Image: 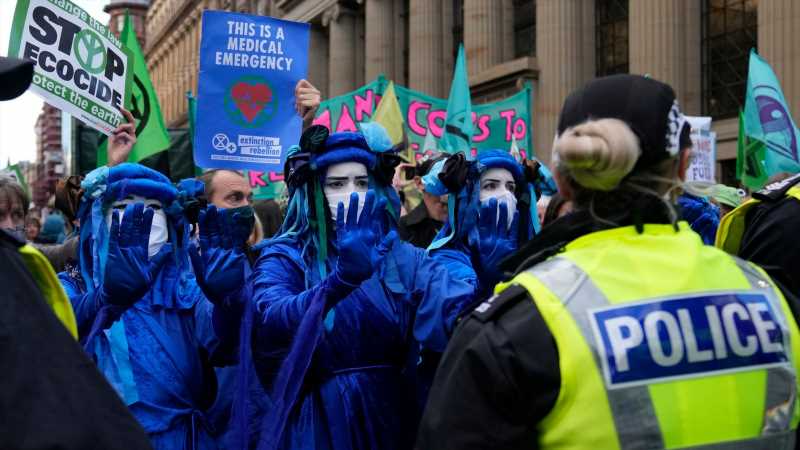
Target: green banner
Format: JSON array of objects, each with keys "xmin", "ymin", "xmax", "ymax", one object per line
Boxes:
[
  {"xmin": 248, "ymin": 76, "xmax": 534, "ymax": 200},
  {"xmin": 312, "ymin": 76, "xmax": 534, "ymax": 160}
]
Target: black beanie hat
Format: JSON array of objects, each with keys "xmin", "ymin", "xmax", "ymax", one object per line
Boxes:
[{"xmin": 557, "ymin": 74, "xmax": 692, "ymax": 171}]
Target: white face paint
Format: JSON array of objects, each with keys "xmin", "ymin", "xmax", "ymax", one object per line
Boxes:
[
  {"xmin": 479, "ymin": 167, "xmax": 517, "ymax": 226},
  {"xmin": 106, "ymin": 194, "xmax": 168, "ymax": 257},
  {"xmin": 323, "ymin": 162, "xmax": 369, "ymax": 221}
]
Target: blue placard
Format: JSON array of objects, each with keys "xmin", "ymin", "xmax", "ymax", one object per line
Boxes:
[
  {"xmin": 194, "ymin": 11, "xmax": 309, "ymax": 171},
  {"xmin": 590, "ymin": 292, "xmax": 789, "ymax": 389}
]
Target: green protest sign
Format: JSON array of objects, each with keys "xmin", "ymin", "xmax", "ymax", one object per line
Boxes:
[
  {"xmin": 8, "ymin": 0, "xmax": 133, "ymax": 135},
  {"xmin": 312, "ymin": 76, "xmax": 535, "ymax": 161}
]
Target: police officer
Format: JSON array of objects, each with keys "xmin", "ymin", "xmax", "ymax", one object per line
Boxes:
[
  {"xmin": 417, "ymin": 74, "xmax": 800, "ymax": 450},
  {"xmin": 716, "ymin": 173, "xmax": 800, "ymax": 315}
]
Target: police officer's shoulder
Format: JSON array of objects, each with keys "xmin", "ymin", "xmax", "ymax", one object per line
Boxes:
[
  {"xmin": 753, "ymin": 172, "xmax": 800, "ymax": 202},
  {"xmin": 470, "ymin": 284, "xmax": 532, "ymax": 324}
]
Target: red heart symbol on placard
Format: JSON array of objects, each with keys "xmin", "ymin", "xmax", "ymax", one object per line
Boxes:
[{"xmin": 231, "ymin": 82, "xmax": 272, "ymax": 122}]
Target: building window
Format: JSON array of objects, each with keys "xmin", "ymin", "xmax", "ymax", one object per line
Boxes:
[
  {"xmin": 453, "ymin": 0, "xmax": 463, "ymax": 59},
  {"xmin": 514, "ymin": 0, "xmax": 535, "ymax": 58},
  {"xmin": 595, "ymin": 0, "xmax": 629, "ymax": 77},
  {"xmin": 702, "ymin": 0, "xmax": 757, "ymax": 119}
]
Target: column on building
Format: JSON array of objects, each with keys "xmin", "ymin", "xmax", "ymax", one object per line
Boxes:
[
  {"xmin": 409, "ymin": 0, "xmax": 453, "ymax": 97},
  {"xmin": 392, "ymin": 0, "xmax": 407, "ymax": 85},
  {"xmin": 365, "ymin": 0, "xmax": 396, "ymax": 81},
  {"xmin": 759, "ymin": 0, "xmax": 800, "ymax": 118},
  {"xmin": 308, "ymin": 23, "xmax": 330, "ymax": 99},
  {"xmin": 323, "ymin": 4, "xmax": 359, "ymax": 96},
  {"xmin": 629, "ymin": 0, "xmax": 701, "ymax": 114},
  {"xmin": 463, "ymin": 0, "xmax": 513, "ymax": 75},
  {"xmin": 179, "ymin": 28, "xmax": 187, "ymax": 113},
  {"xmin": 169, "ymin": 38, "xmax": 176, "ymax": 123},
  {"xmin": 535, "ymin": 0, "xmax": 595, "ymax": 166}
]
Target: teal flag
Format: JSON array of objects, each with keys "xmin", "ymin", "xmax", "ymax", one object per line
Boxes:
[
  {"xmin": 742, "ymin": 49, "xmax": 800, "ymax": 185},
  {"xmin": 441, "ymin": 45, "xmax": 473, "ymax": 155}
]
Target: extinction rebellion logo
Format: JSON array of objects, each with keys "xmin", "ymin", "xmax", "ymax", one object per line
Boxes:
[
  {"xmin": 224, "ymin": 75, "xmax": 277, "ymax": 128},
  {"xmin": 73, "ymin": 29, "xmax": 106, "ymax": 74}
]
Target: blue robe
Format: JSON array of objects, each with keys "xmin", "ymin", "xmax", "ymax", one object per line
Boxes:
[
  {"xmin": 250, "ymin": 239, "xmax": 476, "ymax": 450},
  {"xmin": 59, "ymin": 258, "xmax": 240, "ymax": 450}
]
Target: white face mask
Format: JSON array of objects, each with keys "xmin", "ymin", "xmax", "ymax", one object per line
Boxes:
[
  {"xmin": 106, "ymin": 195, "xmax": 168, "ymax": 258},
  {"xmin": 479, "ymin": 168, "xmax": 518, "ymax": 227},
  {"xmin": 323, "ymin": 162, "xmax": 369, "ymax": 221}
]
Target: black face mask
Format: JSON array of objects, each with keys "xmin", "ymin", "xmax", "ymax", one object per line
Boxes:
[{"xmin": 3, "ymin": 226, "xmax": 25, "ymax": 241}]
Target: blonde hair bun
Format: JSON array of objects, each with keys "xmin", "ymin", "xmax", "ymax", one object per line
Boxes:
[{"xmin": 553, "ymin": 118, "xmax": 641, "ymax": 191}]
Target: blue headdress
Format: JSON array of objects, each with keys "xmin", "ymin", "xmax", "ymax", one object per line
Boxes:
[
  {"xmin": 423, "ymin": 149, "xmax": 557, "ymax": 250},
  {"xmin": 271, "ymin": 123, "xmax": 402, "ymax": 283},
  {"xmin": 77, "ymin": 163, "xmax": 184, "ymax": 298}
]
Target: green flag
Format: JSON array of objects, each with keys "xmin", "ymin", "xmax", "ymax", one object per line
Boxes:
[
  {"xmin": 98, "ymin": 12, "xmax": 170, "ymax": 166},
  {"xmin": 0, "ymin": 163, "xmax": 28, "ymax": 197},
  {"xmin": 441, "ymin": 44, "xmax": 473, "ymax": 156},
  {"xmin": 736, "ymin": 109, "xmax": 769, "ymax": 189},
  {"xmin": 187, "ymin": 92, "xmax": 203, "ymax": 176},
  {"xmin": 187, "ymin": 91, "xmax": 197, "ymax": 142}
]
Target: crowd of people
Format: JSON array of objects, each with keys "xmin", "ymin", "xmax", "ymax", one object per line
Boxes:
[{"xmin": 2, "ymin": 52, "xmax": 800, "ymax": 450}]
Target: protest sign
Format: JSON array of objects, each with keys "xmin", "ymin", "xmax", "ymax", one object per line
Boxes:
[
  {"xmin": 195, "ymin": 11, "xmax": 309, "ymax": 171},
  {"xmin": 312, "ymin": 77, "xmax": 534, "ymax": 162},
  {"xmin": 8, "ymin": 0, "xmax": 132, "ymax": 135},
  {"xmin": 685, "ymin": 116, "xmax": 716, "ymax": 183}
]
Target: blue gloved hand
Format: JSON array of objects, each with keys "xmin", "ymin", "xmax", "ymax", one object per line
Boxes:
[
  {"xmin": 334, "ymin": 190, "xmax": 396, "ymax": 285},
  {"xmin": 189, "ymin": 205, "xmax": 252, "ymax": 306},
  {"xmin": 470, "ymin": 198, "xmax": 519, "ymax": 284},
  {"xmin": 102, "ymin": 203, "xmax": 170, "ymax": 307}
]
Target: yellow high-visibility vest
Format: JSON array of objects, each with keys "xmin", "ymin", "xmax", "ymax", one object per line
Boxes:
[
  {"xmin": 497, "ymin": 222, "xmax": 800, "ymax": 449},
  {"xmin": 716, "ymin": 185, "xmax": 800, "ymax": 255},
  {"xmin": 18, "ymin": 244, "xmax": 78, "ymax": 338}
]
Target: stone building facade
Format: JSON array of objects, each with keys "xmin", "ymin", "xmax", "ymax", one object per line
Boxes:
[
  {"xmin": 144, "ymin": 0, "xmax": 800, "ymax": 183},
  {"xmin": 31, "ymin": 104, "xmax": 63, "ymax": 207}
]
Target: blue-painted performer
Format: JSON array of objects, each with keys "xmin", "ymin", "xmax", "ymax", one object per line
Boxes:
[
  {"xmin": 58, "ymin": 163, "xmax": 252, "ymax": 449},
  {"xmin": 420, "ymin": 148, "xmax": 557, "ymax": 300},
  {"xmin": 238, "ymin": 123, "xmax": 482, "ymax": 450}
]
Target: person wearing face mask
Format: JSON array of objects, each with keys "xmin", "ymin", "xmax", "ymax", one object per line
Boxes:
[
  {"xmin": 397, "ymin": 154, "xmax": 449, "ymax": 248},
  {"xmin": 421, "ymin": 149, "xmax": 557, "ymax": 301},
  {"xmin": 57, "ymin": 162, "xmax": 251, "ymax": 449},
  {"xmin": 218, "ymin": 123, "xmax": 479, "ymax": 450},
  {"xmin": 417, "ymin": 74, "xmax": 800, "ymax": 450}
]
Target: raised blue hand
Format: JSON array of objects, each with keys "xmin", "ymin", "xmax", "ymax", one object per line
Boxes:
[
  {"xmin": 102, "ymin": 203, "xmax": 170, "ymax": 307},
  {"xmin": 334, "ymin": 190, "xmax": 396, "ymax": 286},
  {"xmin": 189, "ymin": 205, "xmax": 253, "ymax": 306},
  {"xmin": 470, "ymin": 198, "xmax": 519, "ymax": 285}
]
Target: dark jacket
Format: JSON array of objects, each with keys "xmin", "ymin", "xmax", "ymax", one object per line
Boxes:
[
  {"xmin": 738, "ymin": 179, "xmax": 800, "ymax": 319},
  {"xmin": 398, "ymin": 202, "xmax": 443, "ymax": 249},
  {"xmin": 0, "ymin": 230, "xmax": 152, "ymax": 450}
]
